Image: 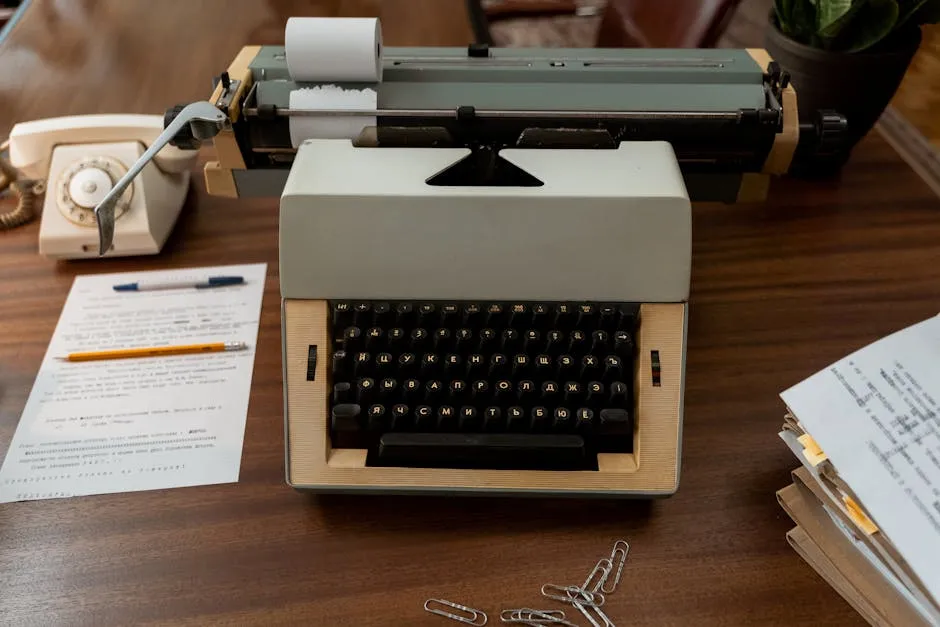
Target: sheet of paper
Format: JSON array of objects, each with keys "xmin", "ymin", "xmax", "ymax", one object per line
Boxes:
[
  {"xmin": 0, "ymin": 263, "xmax": 267, "ymax": 503},
  {"xmin": 780, "ymin": 315, "xmax": 940, "ymax": 606}
]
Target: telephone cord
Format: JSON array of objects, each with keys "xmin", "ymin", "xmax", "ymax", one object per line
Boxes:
[{"xmin": 0, "ymin": 139, "xmax": 44, "ymax": 230}]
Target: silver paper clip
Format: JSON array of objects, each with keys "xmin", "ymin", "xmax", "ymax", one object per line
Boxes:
[
  {"xmin": 499, "ymin": 608, "xmax": 566, "ymax": 621},
  {"xmin": 540, "ymin": 583, "xmax": 605, "ymax": 607},
  {"xmin": 601, "ymin": 540, "xmax": 630, "ymax": 594},
  {"xmin": 572, "ymin": 600, "xmax": 616, "ymax": 627},
  {"xmin": 425, "ymin": 598, "xmax": 488, "ymax": 625},
  {"xmin": 582, "ymin": 558, "xmax": 613, "ymax": 594},
  {"xmin": 499, "ymin": 608, "xmax": 577, "ymax": 626}
]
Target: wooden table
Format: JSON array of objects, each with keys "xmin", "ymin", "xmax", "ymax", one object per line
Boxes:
[{"xmin": 1, "ymin": 2, "xmax": 938, "ymax": 625}]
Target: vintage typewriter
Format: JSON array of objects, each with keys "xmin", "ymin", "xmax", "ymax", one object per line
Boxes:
[{"xmin": 94, "ymin": 18, "xmax": 845, "ymax": 497}]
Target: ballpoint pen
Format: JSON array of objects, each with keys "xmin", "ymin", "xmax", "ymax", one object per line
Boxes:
[
  {"xmin": 112, "ymin": 276, "xmax": 244, "ymax": 292},
  {"xmin": 59, "ymin": 342, "xmax": 248, "ymax": 362}
]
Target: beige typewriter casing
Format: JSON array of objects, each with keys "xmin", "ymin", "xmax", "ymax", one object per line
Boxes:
[{"xmin": 280, "ymin": 140, "xmax": 689, "ymax": 497}]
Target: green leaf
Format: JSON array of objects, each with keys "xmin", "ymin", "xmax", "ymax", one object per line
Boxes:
[
  {"xmin": 817, "ymin": 0, "xmax": 855, "ymax": 37},
  {"xmin": 839, "ymin": 0, "xmax": 900, "ymax": 51}
]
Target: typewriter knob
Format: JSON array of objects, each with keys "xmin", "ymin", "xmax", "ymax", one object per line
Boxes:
[
  {"xmin": 793, "ymin": 109, "xmax": 849, "ymax": 176},
  {"xmin": 164, "ymin": 104, "xmax": 209, "ymax": 150},
  {"xmin": 165, "ymin": 105, "xmax": 197, "ymax": 149},
  {"xmin": 816, "ymin": 110, "xmax": 849, "ymax": 155}
]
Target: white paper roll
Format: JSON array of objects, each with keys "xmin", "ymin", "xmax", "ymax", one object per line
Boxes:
[
  {"xmin": 289, "ymin": 86, "xmax": 378, "ymax": 146},
  {"xmin": 285, "ymin": 17, "xmax": 383, "ymax": 83}
]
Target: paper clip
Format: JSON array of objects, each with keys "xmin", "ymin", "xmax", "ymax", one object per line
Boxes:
[
  {"xmin": 540, "ymin": 583, "xmax": 605, "ymax": 607},
  {"xmin": 424, "ymin": 598, "xmax": 488, "ymax": 625},
  {"xmin": 602, "ymin": 540, "xmax": 630, "ymax": 594},
  {"xmin": 572, "ymin": 600, "xmax": 616, "ymax": 627},
  {"xmin": 499, "ymin": 608, "xmax": 577, "ymax": 625},
  {"xmin": 582, "ymin": 557, "xmax": 612, "ymax": 593}
]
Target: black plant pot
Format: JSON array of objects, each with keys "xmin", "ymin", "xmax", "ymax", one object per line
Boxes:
[{"xmin": 765, "ymin": 16, "xmax": 921, "ymax": 175}]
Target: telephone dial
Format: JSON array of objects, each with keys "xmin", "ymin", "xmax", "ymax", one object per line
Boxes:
[{"xmin": 7, "ymin": 114, "xmax": 201, "ymax": 259}]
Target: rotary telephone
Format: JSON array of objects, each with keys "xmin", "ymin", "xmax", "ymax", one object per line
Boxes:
[{"xmin": 5, "ymin": 114, "xmax": 199, "ymax": 259}]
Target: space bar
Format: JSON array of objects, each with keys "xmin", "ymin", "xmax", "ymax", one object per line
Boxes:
[{"xmin": 373, "ymin": 433, "xmax": 590, "ymax": 470}]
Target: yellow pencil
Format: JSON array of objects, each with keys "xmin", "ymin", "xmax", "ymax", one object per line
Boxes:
[{"xmin": 59, "ymin": 341, "xmax": 248, "ymax": 362}]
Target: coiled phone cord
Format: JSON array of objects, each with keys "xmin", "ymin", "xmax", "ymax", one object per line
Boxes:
[{"xmin": 0, "ymin": 139, "xmax": 44, "ymax": 230}]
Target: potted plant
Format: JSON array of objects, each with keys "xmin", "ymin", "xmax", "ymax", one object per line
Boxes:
[{"xmin": 765, "ymin": 0, "xmax": 940, "ymax": 171}]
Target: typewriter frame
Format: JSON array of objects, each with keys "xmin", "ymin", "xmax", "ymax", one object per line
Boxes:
[
  {"xmin": 203, "ymin": 47, "xmax": 800, "ymax": 205},
  {"xmin": 283, "ymin": 300, "xmax": 686, "ymax": 497}
]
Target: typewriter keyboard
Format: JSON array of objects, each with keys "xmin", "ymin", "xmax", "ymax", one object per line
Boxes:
[{"xmin": 328, "ymin": 301, "xmax": 639, "ymax": 471}]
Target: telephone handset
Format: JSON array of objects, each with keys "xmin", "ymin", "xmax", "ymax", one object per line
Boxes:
[{"xmin": 7, "ymin": 114, "xmax": 200, "ymax": 259}]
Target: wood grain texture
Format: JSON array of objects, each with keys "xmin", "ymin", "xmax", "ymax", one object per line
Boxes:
[
  {"xmin": 891, "ymin": 25, "xmax": 940, "ymax": 146},
  {"xmin": 0, "ymin": 1, "xmax": 938, "ymax": 626}
]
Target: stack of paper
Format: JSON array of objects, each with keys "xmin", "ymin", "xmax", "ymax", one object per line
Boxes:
[{"xmin": 777, "ymin": 315, "xmax": 940, "ymax": 627}]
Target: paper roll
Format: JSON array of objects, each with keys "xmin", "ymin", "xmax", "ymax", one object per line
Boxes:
[
  {"xmin": 289, "ymin": 86, "xmax": 377, "ymax": 146},
  {"xmin": 285, "ymin": 17, "xmax": 383, "ymax": 83}
]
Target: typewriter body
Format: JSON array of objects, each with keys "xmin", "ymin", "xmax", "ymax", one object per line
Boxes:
[{"xmin": 96, "ymin": 20, "xmax": 845, "ymax": 496}]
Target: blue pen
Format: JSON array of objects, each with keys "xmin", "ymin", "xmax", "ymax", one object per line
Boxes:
[{"xmin": 112, "ymin": 276, "xmax": 245, "ymax": 292}]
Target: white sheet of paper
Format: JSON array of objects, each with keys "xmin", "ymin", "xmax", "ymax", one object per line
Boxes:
[
  {"xmin": 0, "ymin": 263, "xmax": 267, "ymax": 503},
  {"xmin": 780, "ymin": 315, "xmax": 940, "ymax": 607}
]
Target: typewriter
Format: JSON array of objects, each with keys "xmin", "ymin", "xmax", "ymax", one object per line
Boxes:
[{"xmin": 94, "ymin": 18, "xmax": 845, "ymax": 497}]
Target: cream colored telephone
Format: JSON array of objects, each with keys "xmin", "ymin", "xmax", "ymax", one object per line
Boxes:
[{"xmin": 8, "ymin": 114, "xmax": 199, "ymax": 259}]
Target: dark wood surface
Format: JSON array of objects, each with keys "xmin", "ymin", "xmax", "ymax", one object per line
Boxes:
[{"xmin": 1, "ymin": 2, "xmax": 938, "ymax": 625}]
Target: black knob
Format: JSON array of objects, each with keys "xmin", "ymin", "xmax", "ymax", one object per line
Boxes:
[
  {"xmin": 794, "ymin": 109, "xmax": 849, "ymax": 175},
  {"xmin": 164, "ymin": 104, "xmax": 200, "ymax": 149}
]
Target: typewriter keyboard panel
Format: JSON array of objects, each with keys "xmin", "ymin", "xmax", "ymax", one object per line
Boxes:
[{"xmin": 328, "ymin": 301, "xmax": 639, "ymax": 471}]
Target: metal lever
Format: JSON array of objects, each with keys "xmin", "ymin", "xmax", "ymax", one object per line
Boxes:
[{"xmin": 93, "ymin": 101, "xmax": 229, "ymax": 255}]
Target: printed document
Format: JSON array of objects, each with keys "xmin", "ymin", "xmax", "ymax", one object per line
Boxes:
[
  {"xmin": 0, "ymin": 263, "xmax": 267, "ymax": 503},
  {"xmin": 780, "ymin": 315, "xmax": 940, "ymax": 605}
]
